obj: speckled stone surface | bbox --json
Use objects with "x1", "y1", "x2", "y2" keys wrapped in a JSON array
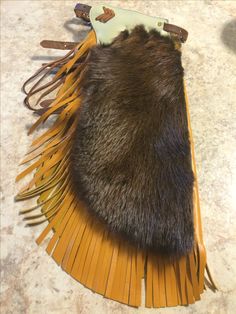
[{"x1": 1, "y1": 1, "x2": 236, "y2": 313}]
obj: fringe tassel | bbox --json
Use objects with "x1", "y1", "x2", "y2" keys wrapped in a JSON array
[{"x1": 16, "y1": 29, "x2": 217, "y2": 308}]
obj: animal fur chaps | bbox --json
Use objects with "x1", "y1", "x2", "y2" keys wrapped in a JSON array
[
  {"x1": 16, "y1": 23, "x2": 217, "y2": 308},
  {"x1": 71, "y1": 25, "x2": 194, "y2": 256}
]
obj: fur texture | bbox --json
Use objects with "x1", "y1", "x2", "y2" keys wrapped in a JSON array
[{"x1": 71, "y1": 25, "x2": 195, "y2": 255}]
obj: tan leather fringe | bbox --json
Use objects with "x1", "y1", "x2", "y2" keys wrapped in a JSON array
[{"x1": 16, "y1": 30, "x2": 217, "y2": 308}]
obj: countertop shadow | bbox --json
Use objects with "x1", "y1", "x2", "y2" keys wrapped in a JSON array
[{"x1": 221, "y1": 18, "x2": 236, "y2": 54}]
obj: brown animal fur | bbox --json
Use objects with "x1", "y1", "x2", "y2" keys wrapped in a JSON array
[{"x1": 70, "y1": 25, "x2": 195, "y2": 255}]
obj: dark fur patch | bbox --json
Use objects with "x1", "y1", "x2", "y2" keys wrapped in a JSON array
[{"x1": 70, "y1": 25, "x2": 195, "y2": 256}]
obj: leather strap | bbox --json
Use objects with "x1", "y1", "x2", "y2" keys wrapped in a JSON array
[
  {"x1": 74, "y1": 3, "x2": 91, "y2": 21},
  {"x1": 40, "y1": 40, "x2": 78, "y2": 50},
  {"x1": 163, "y1": 23, "x2": 188, "y2": 43}
]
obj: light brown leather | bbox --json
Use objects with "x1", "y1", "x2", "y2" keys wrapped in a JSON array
[{"x1": 95, "y1": 6, "x2": 115, "y2": 23}]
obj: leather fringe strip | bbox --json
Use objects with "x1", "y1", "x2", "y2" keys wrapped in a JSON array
[{"x1": 16, "y1": 29, "x2": 217, "y2": 308}]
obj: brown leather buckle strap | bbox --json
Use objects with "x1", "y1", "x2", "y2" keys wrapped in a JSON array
[
  {"x1": 163, "y1": 23, "x2": 188, "y2": 43},
  {"x1": 74, "y1": 3, "x2": 91, "y2": 21},
  {"x1": 40, "y1": 40, "x2": 78, "y2": 50}
]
